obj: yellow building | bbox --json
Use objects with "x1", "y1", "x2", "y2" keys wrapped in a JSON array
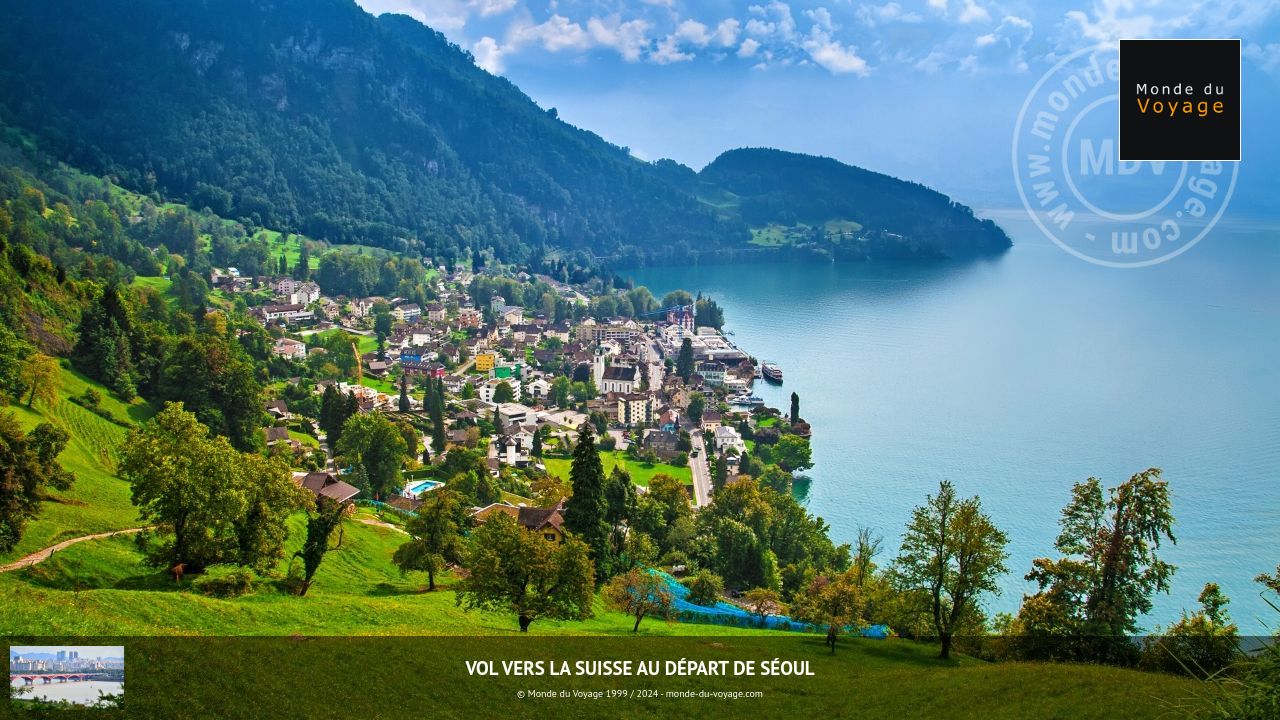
[{"x1": 475, "y1": 352, "x2": 496, "y2": 372}]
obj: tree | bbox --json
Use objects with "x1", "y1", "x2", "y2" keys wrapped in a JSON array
[
  {"x1": 19, "y1": 353, "x2": 58, "y2": 408},
  {"x1": 0, "y1": 414, "x2": 73, "y2": 552},
  {"x1": 564, "y1": 423, "x2": 612, "y2": 581},
  {"x1": 456, "y1": 513, "x2": 595, "y2": 632},
  {"x1": 293, "y1": 240, "x2": 311, "y2": 280},
  {"x1": 742, "y1": 587, "x2": 785, "y2": 625},
  {"x1": 492, "y1": 381, "x2": 515, "y2": 404},
  {"x1": 687, "y1": 393, "x2": 705, "y2": 423},
  {"x1": 1141, "y1": 582, "x2": 1239, "y2": 677},
  {"x1": 531, "y1": 426, "x2": 543, "y2": 458},
  {"x1": 604, "y1": 568, "x2": 676, "y2": 633},
  {"x1": 790, "y1": 392, "x2": 800, "y2": 425},
  {"x1": 676, "y1": 338, "x2": 694, "y2": 381},
  {"x1": 790, "y1": 570, "x2": 867, "y2": 639},
  {"x1": 336, "y1": 413, "x2": 408, "y2": 500},
  {"x1": 1012, "y1": 469, "x2": 1176, "y2": 663},
  {"x1": 551, "y1": 376, "x2": 572, "y2": 407},
  {"x1": 711, "y1": 452, "x2": 728, "y2": 491},
  {"x1": 893, "y1": 480, "x2": 1009, "y2": 659},
  {"x1": 393, "y1": 488, "x2": 465, "y2": 590},
  {"x1": 120, "y1": 403, "x2": 305, "y2": 571},
  {"x1": 319, "y1": 386, "x2": 356, "y2": 448},
  {"x1": 684, "y1": 569, "x2": 724, "y2": 607},
  {"x1": 293, "y1": 495, "x2": 347, "y2": 596},
  {"x1": 603, "y1": 465, "x2": 637, "y2": 554},
  {"x1": 772, "y1": 434, "x2": 813, "y2": 473},
  {"x1": 398, "y1": 374, "x2": 411, "y2": 412}
]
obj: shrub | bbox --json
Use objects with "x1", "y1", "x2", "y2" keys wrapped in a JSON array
[
  {"x1": 684, "y1": 569, "x2": 725, "y2": 607},
  {"x1": 194, "y1": 569, "x2": 255, "y2": 598}
]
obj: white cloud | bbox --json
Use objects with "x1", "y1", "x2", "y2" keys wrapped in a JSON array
[
  {"x1": 652, "y1": 34, "x2": 695, "y2": 64},
  {"x1": 1244, "y1": 42, "x2": 1280, "y2": 75},
  {"x1": 971, "y1": 15, "x2": 1032, "y2": 72},
  {"x1": 587, "y1": 16, "x2": 652, "y2": 62},
  {"x1": 855, "y1": 2, "x2": 923, "y2": 27},
  {"x1": 804, "y1": 7, "x2": 835, "y2": 31},
  {"x1": 468, "y1": 0, "x2": 517, "y2": 18},
  {"x1": 738, "y1": 37, "x2": 762, "y2": 57},
  {"x1": 712, "y1": 18, "x2": 741, "y2": 47},
  {"x1": 802, "y1": 26, "x2": 869, "y2": 75},
  {"x1": 509, "y1": 14, "x2": 592, "y2": 52},
  {"x1": 472, "y1": 36, "x2": 505, "y2": 72},
  {"x1": 957, "y1": 0, "x2": 990, "y2": 24},
  {"x1": 674, "y1": 19, "x2": 712, "y2": 47}
]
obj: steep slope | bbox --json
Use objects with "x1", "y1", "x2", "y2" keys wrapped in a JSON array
[
  {"x1": 0, "y1": 0, "x2": 744, "y2": 263},
  {"x1": 701, "y1": 148, "x2": 1012, "y2": 260},
  {"x1": 0, "y1": 0, "x2": 1008, "y2": 265}
]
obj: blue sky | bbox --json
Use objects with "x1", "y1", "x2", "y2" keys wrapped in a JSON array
[{"x1": 354, "y1": 0, "x2": 1280, "y2": 211}]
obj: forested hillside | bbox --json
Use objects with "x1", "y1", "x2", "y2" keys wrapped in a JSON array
[
  {"x1": 0, "y1": 0, "x2": 1008, "y2": 266},
  {"x1": 700, "y1": 148, "x2": 1012, "y2": 260}
]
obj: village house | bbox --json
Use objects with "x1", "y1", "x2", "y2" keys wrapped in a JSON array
[
  {"x1": 478, "y1": 377, "x2": 522, "y2": 404},
  {"x1": 272, "y1": 337, "x2": 307, "y2": 360},
  {"x1": 471, "y1": 501, "x2": 566, "y2": 543},
  {"x1": 392, "y1": 303, "x2": 421, "y2": 322},
  {"x1": 643, "y1": 429, "x2": 682, "y2": 462},
  {"x1": 457, "y1": 307, "x2": 482, "y2": 327},
  {"x1": 713, "y1": 425, "x2": 746, "y2": 455},
  {"x1": 257, "y1": 304, "x2": 314, "y2": 323},
  {"x1": 617, "y1": 392, "x2": 655, "y2": 427},
  {"x1": 426, "y1": 303, "x2": 446, "y2": 322},
  {"x1": 695, "y1": 360, "x2": 727, "y2": 387},
  {"x1": 296, "y1": 472, "x2": 360, "y2": 504}
]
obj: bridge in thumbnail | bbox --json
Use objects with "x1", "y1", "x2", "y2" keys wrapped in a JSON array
[{"x1": 9, "y1": 671, "x2": 123, "y2": 685}]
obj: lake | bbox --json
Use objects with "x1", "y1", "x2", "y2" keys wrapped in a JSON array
[
  {"x1": 11, "y1": 680, "x2": 124, "y2": 706},
  {"x1": 626, "y1": 212, "x2": 1280, "y2": 635}
]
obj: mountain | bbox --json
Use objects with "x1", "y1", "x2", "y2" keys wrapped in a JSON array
[
  {"x1": 700, "y1": 148, "x2": 1011, "y2": 260},
  {"x1": 0, "y1": 0, "x2": 1008, "y2": 265}
]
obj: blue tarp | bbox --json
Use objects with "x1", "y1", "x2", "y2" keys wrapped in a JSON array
[{"x1": 655, "y1": 570, "x2": 889, "y2": 637}]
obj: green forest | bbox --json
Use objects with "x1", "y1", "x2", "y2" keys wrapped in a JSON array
[{"x1": 0, "y1": 0, "x2": 1009, "y2": 268}]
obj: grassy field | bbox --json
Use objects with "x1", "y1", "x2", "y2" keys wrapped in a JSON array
[
  {"x1": 0, "y1": 513, "x2": 765, "y2": 637},
  {"x1": 24, "y1": 634, "x2": 1201, "y2": 720},
  {"x1": 749, "y1": 219, "x2": 864, "y2": 247},
  {"x1": 2, "y1": 518, "x2": 1202, "y2": 719},
  {"x1": 543, "y1": 451, "x2": 693, "y2": 487},
  {"x1": 0, "y1": 367, "x2": 150, "y2": 564}
]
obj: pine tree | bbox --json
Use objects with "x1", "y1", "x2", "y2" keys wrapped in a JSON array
[
  {"x1": 564, "y1": 423, "x2": 611, "y2": 582},
  {"x1": 790, "y1": 392, "x2": 800, "y2": 425},
  {"x1": 294, "y1": 241, "x2": 311, "y2": 281},
  {"x1": 398, "y1": 374, "x2": 411, "y2": 412},
  {"x1": 676, "y1": 338, "x2": 694, "y2": 381}
]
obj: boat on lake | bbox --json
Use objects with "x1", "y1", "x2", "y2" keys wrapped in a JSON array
[
  {"x1": 761, "y1": 362, "x2": 783, "y2": 383},
  {"x1": 730, "y1": 394, "x2": 765, "y2": 407}
]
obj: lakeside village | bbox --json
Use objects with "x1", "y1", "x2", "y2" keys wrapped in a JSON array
[{"x1": 225, "y1": 264, "x2": 809, "y2": 521}]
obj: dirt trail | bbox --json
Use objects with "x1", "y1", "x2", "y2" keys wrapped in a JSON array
[{"x1": 0, "y1": 527, "x2": 148, "y2": 573}]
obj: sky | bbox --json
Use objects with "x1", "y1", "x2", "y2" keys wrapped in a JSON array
[
  {"x1": 10, "y1": 646, "x2": 125, "y2": 660},
  {"x1": 353, "y1": 0, "x2": 1280, "y2": 212}
]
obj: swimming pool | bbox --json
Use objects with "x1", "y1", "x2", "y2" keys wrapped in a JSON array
[{"x1": 403, "y1": 479, "x2": 442, "y2": 498}]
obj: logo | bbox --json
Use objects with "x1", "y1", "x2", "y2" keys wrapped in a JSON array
[{"x1": 1012, "y1": 44, "x2": 1238, "y2": 268}]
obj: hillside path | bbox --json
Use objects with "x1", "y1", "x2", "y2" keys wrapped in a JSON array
[{"x1": 0, "y1": 527, "x2": 148, "y2": 573}]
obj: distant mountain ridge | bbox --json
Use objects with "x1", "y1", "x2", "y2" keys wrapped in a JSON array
[{"x1": 0, "y1": 0, "x2": 1009, "y2": 264}]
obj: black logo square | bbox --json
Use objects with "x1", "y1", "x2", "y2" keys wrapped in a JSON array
[{"x1": 1119, "y1": 39, "x2": 1240, "y2": 161}]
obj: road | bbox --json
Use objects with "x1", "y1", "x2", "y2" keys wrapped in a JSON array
[{"x1": 689, "y1": 431, "x2": 712, "y2": 507}]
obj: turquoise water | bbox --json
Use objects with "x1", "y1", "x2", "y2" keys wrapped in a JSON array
[
  {"x1": 405, "y1": 480, "x2": 442, "y2": 496},
  {"x1": 626, "y1": 213, "x2": 1280, "y2": 635}
]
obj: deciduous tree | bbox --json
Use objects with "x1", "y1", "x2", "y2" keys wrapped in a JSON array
[
  {"x1": 893, "y1": 480, "x2": 1008, "y2": 659},
  {"x1": 456, "y1": 513, "x2": 595, "y2": 632},
  {"x1": 604, "y1": 568, "x2": 675, "y2": 632}
]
